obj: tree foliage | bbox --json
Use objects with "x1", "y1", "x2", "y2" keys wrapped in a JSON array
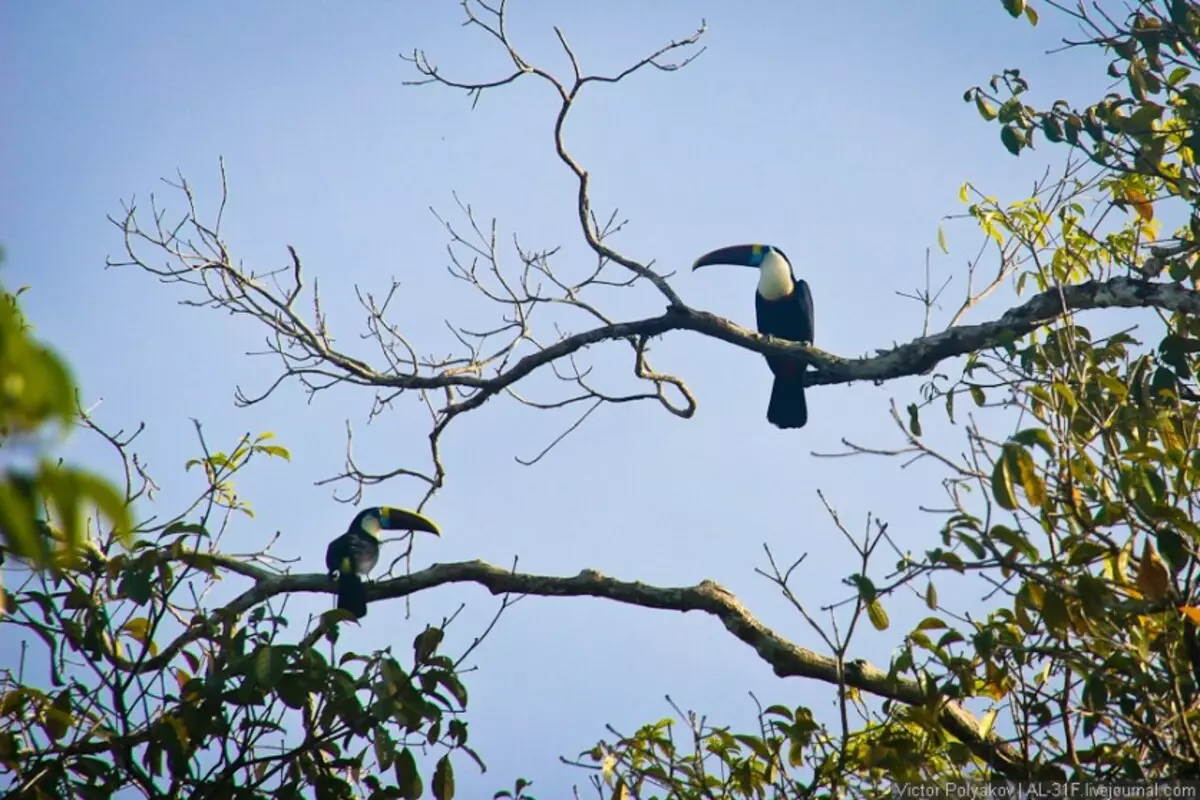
[
  {"x1": 0, "y1": 249, "x2": 130, "y2": 575},
  {"x1": 8, "y1": 0, "x2": 1200, "y2": 797},
  {"x1": 1, "y1": 422, "x2": 481, "y2": 799}
]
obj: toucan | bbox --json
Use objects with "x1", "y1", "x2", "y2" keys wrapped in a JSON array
[
  {"x1": 324, "y1": 506, "x2": 441, "y2": 619},
  {"x1": 692, "y1": 244, "x2": 814, "y2": 429}
]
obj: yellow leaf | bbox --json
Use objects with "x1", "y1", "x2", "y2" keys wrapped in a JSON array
[
  {"x1": 1179, "y1": 606, "x2": 1200, "y2": 624},
  {"x1": 1009, "y1": 446, "x2": 1047, "y2": 508},
  {"x1": 978, "y1": 708, "x2": 999, "y2": 738},
  {"x1": 992, "y1": 449, "x2": 1018, "y2": 511},
  {"x1": 601, "y1": 755, "x2": 616, "y2": 787},
  {"x1": 1125, "y1": 189, "x2": 1155, "y2": 222},
  {"x1": 164, "y1": 714, "x2": 190, "y2": 750},
  {"x1": 981, "y1": 681, "x2": 1008, "y2": 701},
  {"x1": 867, "y1": 600, "x2": 890, "y2": 631},
  {"x1": 121, "y1": 617, "x2": 152, "y2": 644},
  {"x1": 1136, "y1": 538, "x2": 1171, "y2": 601}
]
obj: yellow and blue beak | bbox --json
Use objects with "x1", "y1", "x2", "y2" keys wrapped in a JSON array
[
  {"x1": 354, "y1": 506, "x2": 441, "y2": 538},
  {"x1": 692, "y1": 244, "x2": 772, "y2": 270}
]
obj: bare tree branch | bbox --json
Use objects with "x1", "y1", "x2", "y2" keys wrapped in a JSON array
[
  {"x1": 109, "y1": 162, "x2": 1200, "y2": 505},
  {"x1": 110, "y1": 0, "x2": 1200, "y2": 512}
]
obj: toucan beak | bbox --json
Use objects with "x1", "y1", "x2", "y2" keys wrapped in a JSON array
[
  {"x1": 380, "y1": 506, "x2": 441, "y2": 536},
  {"x1": 691, "y1": 244, "x2": 765, "y2": 271}
]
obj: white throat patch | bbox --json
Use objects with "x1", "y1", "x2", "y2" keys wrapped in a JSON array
[{"x1": 757, "y1": 251, "x2": 795, "y2": 301}]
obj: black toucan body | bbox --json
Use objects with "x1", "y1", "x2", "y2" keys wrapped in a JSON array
[
  {"x1": 324, "y1": 506, "x2": 441, "y2": 619},
  {"x1": 693, "y1": 244, "x2": 814, "y2": 429}
]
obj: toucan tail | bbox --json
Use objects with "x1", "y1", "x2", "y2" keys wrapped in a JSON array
[
  {"x1": 767, "y1": 373, "x2": 808, "y2": 429},
  {"x1": 337, "y1": 572, "x2": 368, "y2": 619}
]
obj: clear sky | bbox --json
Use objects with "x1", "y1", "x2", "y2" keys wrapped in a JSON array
[{"x1": 3, "y1": 1, "x2": 1115, "y2": 795}]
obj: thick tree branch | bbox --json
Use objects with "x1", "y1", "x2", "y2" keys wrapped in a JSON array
[
  {"x1": 207, "y1": 276, "x2": 1198, "y2": 398},
  {"x1": 356, "y1": 561, "x2": 1059, "y2": 780},
  {"x1": 105, "y1": 553, "x2": 1062, "y2": 780}
]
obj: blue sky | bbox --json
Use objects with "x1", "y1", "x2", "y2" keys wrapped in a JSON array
[{"x1": 3, "y1": 1, "x2": 1116, "y2": 795}]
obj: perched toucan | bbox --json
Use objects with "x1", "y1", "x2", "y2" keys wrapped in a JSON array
[
  {"x1": 692, "y1": 244, "x2": 814, "y2": 429},
  {"x1": 324, "y1": 506, "x2": 441, "y2": 619}
]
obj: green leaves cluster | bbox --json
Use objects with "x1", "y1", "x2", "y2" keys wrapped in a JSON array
[
  {"x1": 1, "y1": 423, "x2": 475, "y2": 799},
  {"x1": 0, "y1": 263, "x2": 130, "y2": 570},
  {"x1": 882, "y1": 3, "x2": 1200, "y2": 776},
  {"x1": 903, "y1": 300, "x2": 1200, "y2": 777},
  {"x1": 972, "y1": 3, "x2": 1200, "y2": 285},
  {"x1": 583, "y1": 699, "x2": 974, "y2": 800}
]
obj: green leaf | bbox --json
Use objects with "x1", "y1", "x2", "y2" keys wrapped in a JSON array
[
  {"x1": 909, "y1": 631, "x2": 934, "y2": 651},
  {"x1": 1067, "y1": 541, "x2": 1109, "y2": 566},
  {"x1": 432, "y1": 669, "x2": 469, "y2": 709},
  {"x1": 992, "y1": 451, "x2": 1018, "y2": 511},
  {"x1": 414, "y1": 627, "x2": 445, "y2": 664},
  {"x1": 907, "y1": 403, "x2": 922, "y2": 437},
  {"x1": 1040, "y1": 591, "x2": 1071, "y2": 639},
  {"x1": 937, "y1": 224, "x2": 949, "y2": 254},
  {"x1": 990, "y1": 525, "x2": 1038, "y2": 561},
  {"x1": 1011, "y1": 427, "x2": 1055, "y2": 457},
  {"x1": 734, "y1": 733, "x2": 773, "y2": 762},
  {"x1": 925, "y1": 581, "x2": 938, "y2": 610},
  {"x1": 849, "y1": 574, "x2": 877, "y2": 603},
  {"x1": 396, "y1": 748, "x2": 423, "y2": 800},
  {"x1": 933, "y1": 550, "x2": 967, "y2": 573},
  {"x1": 254, "y1": 646, "x2": 283, "y2": 692},
  {"x1": 763, "y1": 704, "x2": 793, "y2": 721},
  {"x1": 433, "y1": 755, "x2": 455, "y2": 800},
  {"x1": 1082, "y1": 673, "x2": 1109, "y2": 712},
  {"x1": 1001, "y1": 0, "x2": 1026, "y2": 19},
  {"x1": 976, "y1": 96, "x2": 998, "y2": 121},
  {"x1": 119, "y1": 563, "x2": 155, "y2": 606},
  {"x1": 1041, "y1": 115, "x2": 1063, "y2": 142},
  {"x1": 1157, "y1": 529, "x2": 1190, "y2": 573},
  {"x1": 163, "y1": 521, "x2": 209, "y2": 537},
  {"x1": 260, "y1": 444, "x2": 291, "y2": 461},
  {"x1": 0, "y1": 477, "x2": 50, "y2": 566},
  {"x1": 375, "y1": 730, "x2": 396, "y2": 771},
  {"x1": 43, "y1": 691, "x2": 75, "y2": 741},
  {"x1": 957, "y1": 533, "x2": 987, "y2": 560},
  {"x1": 1001, "y1": 125, "x2": 1025, "y2": 155},
  {"x1": 277, "y1": 674, "x2": 308, "y2": 710},
  {"x1": 1051, "y1": 381, "x2": 1077, "y2": 410}
]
